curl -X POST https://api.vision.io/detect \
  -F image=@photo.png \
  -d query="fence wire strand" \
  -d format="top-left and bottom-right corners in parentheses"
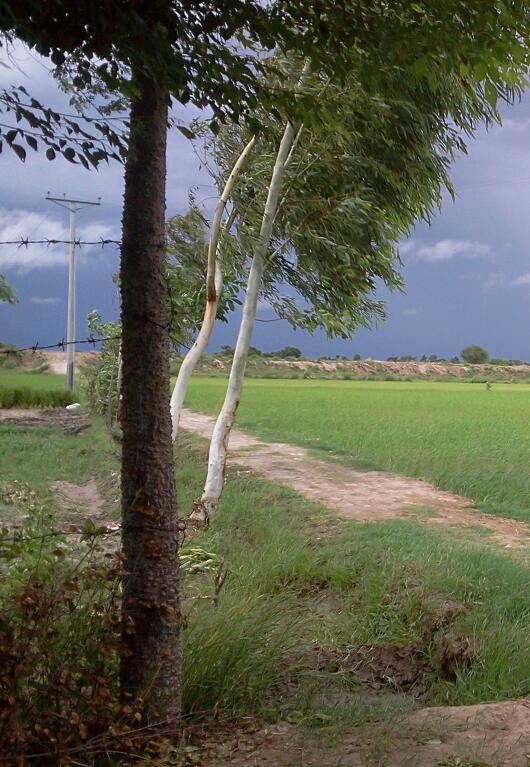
top-left (0, 335), bottom-right (122, 354)
top-left (0, 238), bottom-right (121, 248)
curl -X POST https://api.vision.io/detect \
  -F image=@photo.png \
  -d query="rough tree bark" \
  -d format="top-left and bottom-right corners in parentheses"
top-left (170, 136), bottom-right (256, 441)
top-left (191, 120), bottom-right (297, 525)
top-left (120, 73), bottom-right (181, 724)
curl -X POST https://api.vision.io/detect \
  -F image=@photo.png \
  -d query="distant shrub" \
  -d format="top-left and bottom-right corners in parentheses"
top-left (461, 345), bottom-right (489, 364)
top-left (169, 359), bottom-right (181, 376)
top-left (342, 372), bottom-right (352, 380)
top-left (275, 346), bottom-right (302, 359)
top-left (352, 353), bottom-right (361, 361)
top-left (0, 343), bottom-right (21, 369)
top-left (0, 386), bottom-right (74, 409)
top-left (27, 362), bottom-right (49, 375)
top-left (490, 357), bottom-right (528, 366)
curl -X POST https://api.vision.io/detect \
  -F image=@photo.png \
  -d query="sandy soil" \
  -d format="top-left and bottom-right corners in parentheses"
top-left (180, 409), bottom-right (530, 550)
top-left (216, 699), bottom-right (530, 766)
top-left (39, 350), bottom-right (100, 374)
top-left (51, 479), bottom-right (104, 519)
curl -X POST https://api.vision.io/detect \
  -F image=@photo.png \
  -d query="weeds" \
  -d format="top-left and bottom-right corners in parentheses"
top-left (0, 508), bottom-right (124, 765)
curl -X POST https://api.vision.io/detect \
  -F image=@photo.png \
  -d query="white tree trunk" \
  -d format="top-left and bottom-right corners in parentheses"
top-left (170, 137), bottom-right (255, 441)
top-left (194, 120), bottom-right (298, 524)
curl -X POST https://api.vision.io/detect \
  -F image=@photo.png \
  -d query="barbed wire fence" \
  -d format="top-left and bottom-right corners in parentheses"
top-left (0, 233), bottom-right (283, 359)
top-left (0, 236), bottom-right (122, 353)
top-left (0, 238), bottom-right (121, 248)
top-left (0, 335), bottom-right (122, 355)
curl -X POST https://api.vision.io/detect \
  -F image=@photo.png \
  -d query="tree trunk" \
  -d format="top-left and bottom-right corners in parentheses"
top-left (120, 73), bottom-right (181, 725)
top-left (170, 137), bottom-right (255, 441)
top-left (192, 121), bottom-right (296, 525)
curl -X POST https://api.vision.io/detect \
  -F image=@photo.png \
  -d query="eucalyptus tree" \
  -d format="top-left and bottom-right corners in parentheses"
top-left (166, 203), bottom-right (244, 352)
top-left (183, 10), bottom-right (530, 522)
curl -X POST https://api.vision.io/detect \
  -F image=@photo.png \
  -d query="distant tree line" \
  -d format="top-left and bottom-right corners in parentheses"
top-left (214, 344), bottom-right (529, 366)
top-left (218, 344), bottom-right (303, 359)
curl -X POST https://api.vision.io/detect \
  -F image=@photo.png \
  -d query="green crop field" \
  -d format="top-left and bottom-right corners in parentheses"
top-left (186, 378), bottom-right (530, 522)
top-left (0, 371), bottom-right (66, 391)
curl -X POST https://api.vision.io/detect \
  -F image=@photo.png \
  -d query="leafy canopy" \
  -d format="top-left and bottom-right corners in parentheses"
top-left (461, 345), bottom-right (490, 364)
top-left (0, 274), bottom-right (16, 305)
top-left (205, 42), bottom-right (515, 339)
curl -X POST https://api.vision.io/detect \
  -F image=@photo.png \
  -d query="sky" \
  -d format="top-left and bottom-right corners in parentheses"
top-left (1, 45), bottom-right (530, 361)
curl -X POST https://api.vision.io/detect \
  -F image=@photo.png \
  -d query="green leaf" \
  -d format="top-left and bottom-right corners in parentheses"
top-left (12, 143), bottom-right (26, 162)
top-left (46, 147), bottom-right (56, 161)
top-left (82, 519), bottom-right (97, 535)
top-left (485, 80), bottom-right (498, 109)
top-left (177, 125), bottom-right (195, 140)
top-left (26, 135), bottom-right (38, 151)
top-left (63, 147), bottom-right (76, 163)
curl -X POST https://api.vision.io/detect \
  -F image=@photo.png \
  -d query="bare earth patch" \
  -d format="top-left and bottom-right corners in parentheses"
top-left (180, 409), bottom-right (530, 550)
top-left (213, 700), bottom-right (530, 766)
top-left (0, 408), bottom-right (89, 434)
top-left (51, 479), bottom-right (104, 520)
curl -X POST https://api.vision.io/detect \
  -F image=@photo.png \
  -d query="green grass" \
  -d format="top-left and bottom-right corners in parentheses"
top-left (185, 378), bottom-right (530, 522)
top-left (0, 386), bottom-right (75, 408)
top-left (1, 412), bottom-right (529, 725)
top-left (0, 371), bottom-right (67, 391)
top-left (0, 371), bottom-right (83, 408)
top-left (0, 418), bottom-right (118, 501)
top-left (178, 436), bottom-right (530, 715)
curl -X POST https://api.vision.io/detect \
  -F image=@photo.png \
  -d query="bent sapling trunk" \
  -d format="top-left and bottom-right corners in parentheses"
top-left (170, 137), bottom-right (256, 440)
top-left (192, 120), bottom-right (298, 525)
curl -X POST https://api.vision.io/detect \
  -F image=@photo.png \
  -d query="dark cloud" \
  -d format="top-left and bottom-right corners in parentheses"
top-left (1, 45), bottom-right (530, 360)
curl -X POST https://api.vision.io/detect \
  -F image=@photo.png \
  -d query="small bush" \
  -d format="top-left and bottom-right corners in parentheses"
top-left (0, 509), bottom-right (124, 765)
top-left (0, 386), bottom-right (74, 409)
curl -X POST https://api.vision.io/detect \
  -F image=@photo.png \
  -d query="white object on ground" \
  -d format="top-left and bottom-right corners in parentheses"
top-left (66, 403), bottom-right (81, 411)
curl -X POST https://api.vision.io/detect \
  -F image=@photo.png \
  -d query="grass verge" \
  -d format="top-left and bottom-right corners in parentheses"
top-left (178, 435), bottom-right (530, 720)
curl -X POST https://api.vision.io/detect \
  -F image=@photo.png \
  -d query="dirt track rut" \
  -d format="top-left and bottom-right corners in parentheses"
top-left (181, 408), bottom-right (530, 551)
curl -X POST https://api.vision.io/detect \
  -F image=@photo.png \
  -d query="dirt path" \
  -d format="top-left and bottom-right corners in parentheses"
top-left (216, 699), bottom-right (530, 766)
top-left (181, 409), bottom-right (530, 551)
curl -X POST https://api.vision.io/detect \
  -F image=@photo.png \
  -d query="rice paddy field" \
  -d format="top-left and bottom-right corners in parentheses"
top-left (0, 371), bottom-right (66, 391)
top-left (186, 378), bottom-right (530, 523)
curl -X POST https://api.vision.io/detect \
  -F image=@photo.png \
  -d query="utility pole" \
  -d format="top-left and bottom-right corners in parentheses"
top-left (46, 194), bottom-right (101, 390)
